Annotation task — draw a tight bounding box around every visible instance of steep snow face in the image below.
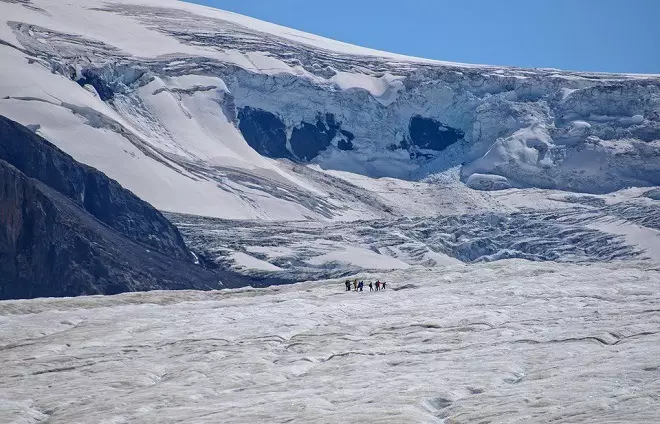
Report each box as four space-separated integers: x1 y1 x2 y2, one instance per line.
1 0 659 221
1 260 659 423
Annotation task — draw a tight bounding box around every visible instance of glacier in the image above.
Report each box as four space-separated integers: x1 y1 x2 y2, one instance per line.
1 0 659 277
1 0 659 221
1 1 660 422
1 260 658 423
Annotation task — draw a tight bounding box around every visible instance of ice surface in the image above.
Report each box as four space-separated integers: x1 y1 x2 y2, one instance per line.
1 260 658 423
167 191 660 282
306 246 411 270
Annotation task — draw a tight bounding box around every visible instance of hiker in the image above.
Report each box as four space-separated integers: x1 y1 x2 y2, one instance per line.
376 280 381 291
353 279 358 291
369 281 373 291
382 281 386 290
345 280 351 291
358 281 364 292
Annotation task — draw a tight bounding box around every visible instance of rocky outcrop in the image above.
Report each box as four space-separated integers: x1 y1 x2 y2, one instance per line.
0 117 231 300
0 116 191 261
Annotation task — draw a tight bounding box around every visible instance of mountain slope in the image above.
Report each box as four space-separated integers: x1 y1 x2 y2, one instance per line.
1 0 658 223
0 116 227 300
0 115 192 260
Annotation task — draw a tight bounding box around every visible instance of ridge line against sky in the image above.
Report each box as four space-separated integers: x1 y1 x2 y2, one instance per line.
185 0 660 74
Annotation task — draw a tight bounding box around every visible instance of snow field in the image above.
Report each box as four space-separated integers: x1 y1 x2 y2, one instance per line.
1 260 658 423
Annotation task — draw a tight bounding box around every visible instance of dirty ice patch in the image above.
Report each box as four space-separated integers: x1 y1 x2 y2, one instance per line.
588 218 660 262
241 51 301 75
307 246 411 270
159 74 230 93
246 245 295 258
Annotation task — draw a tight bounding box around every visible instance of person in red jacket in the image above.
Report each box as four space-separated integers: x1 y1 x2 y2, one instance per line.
376 280 381 291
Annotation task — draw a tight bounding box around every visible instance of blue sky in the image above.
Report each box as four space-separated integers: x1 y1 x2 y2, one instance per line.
185 0 660 74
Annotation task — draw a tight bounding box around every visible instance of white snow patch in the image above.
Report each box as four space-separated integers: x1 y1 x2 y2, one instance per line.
330 72 405 106
466 173 512 191
230 252 283 271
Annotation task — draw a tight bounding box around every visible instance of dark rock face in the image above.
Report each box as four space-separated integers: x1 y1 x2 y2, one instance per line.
0 116 191 261
0 116 244 300
238 108 354 160
408 115 464 151
0 159 226 300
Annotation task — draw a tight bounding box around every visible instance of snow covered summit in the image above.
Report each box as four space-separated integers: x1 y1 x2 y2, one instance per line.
1 0 659 222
